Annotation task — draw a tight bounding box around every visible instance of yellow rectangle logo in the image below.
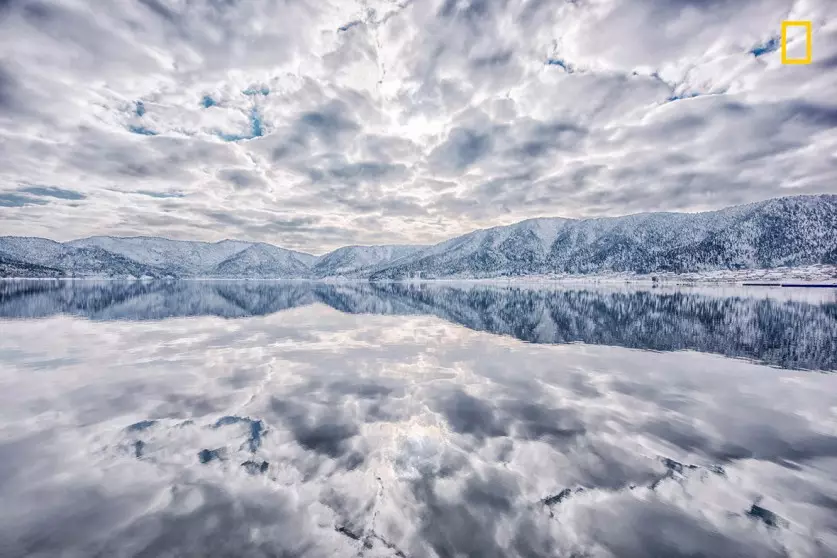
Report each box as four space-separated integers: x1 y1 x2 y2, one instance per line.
782 21 812 64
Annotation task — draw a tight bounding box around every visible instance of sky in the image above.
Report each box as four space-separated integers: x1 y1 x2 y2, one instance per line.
0 0 836 254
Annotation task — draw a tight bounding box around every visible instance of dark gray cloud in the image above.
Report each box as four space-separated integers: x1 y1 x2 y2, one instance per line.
298 102 360 146
271 397 359 459
205 210 320 231
20 0 56 23
0 63 17 111
217 167 267 189
510 122 586 159
319 161 405 183
136 0 177 23
428 127 494 173
436 389 507 440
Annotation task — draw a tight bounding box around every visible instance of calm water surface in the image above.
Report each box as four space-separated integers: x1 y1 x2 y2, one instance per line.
1 281 836 558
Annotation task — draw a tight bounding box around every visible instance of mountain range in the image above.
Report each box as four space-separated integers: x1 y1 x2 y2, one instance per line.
1 195 836 279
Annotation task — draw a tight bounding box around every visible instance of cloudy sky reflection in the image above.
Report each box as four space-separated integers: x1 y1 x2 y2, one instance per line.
1 283 836 557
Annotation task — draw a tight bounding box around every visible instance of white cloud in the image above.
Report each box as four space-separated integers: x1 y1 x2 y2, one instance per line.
1 0 836 252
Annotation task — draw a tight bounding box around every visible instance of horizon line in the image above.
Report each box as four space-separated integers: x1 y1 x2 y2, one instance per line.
1 192 833 256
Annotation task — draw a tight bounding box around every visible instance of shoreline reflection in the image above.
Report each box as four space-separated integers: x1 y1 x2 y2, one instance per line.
1 280 835 371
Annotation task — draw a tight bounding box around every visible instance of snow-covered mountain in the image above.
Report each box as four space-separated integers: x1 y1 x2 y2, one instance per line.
208 243 315 278
0 236 171 278
310 245 426 278
0 236 317 278
68 236 255 275
368 195 837 279
367 218 573 280
1 195 836 279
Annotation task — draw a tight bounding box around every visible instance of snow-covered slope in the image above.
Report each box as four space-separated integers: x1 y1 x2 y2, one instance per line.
369 195 837 279
209 243 314 278
2 195 836 279
311 245 426 278
0 236 173 277
366 218 574 279
0 236 317 278
68 236 254 276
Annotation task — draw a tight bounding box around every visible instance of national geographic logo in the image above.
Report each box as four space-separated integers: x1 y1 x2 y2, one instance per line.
782 21 812 65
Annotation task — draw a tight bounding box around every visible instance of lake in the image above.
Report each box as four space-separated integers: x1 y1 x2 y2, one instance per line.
1 280 836 558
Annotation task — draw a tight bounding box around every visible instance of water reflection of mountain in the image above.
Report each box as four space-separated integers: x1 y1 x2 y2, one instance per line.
0 280 315 320
2 280 835 371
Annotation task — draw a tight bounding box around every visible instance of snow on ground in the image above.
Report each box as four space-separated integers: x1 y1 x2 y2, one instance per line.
427 265 837 286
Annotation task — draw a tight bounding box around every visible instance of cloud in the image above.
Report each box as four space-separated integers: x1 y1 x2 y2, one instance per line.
0 63 18 113
2 287 836 556
217 167 267 189
132 190 185 199
428 126 494 173
0 0 835 252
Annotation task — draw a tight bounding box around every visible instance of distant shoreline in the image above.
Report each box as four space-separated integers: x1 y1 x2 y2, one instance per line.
2 267 836 287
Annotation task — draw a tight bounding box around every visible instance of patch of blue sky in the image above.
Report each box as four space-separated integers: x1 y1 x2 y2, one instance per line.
126 420 157 432
19 185 86 200
667 92 701 102
338 20 362 32
0 193 48 207
546 58 574 73
201 95 217 108
751 37 779 57
128 125 158 136
242 86 270 96
250 107 263 137
134 190 185 199
135 101 146 117
217 132 248 142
